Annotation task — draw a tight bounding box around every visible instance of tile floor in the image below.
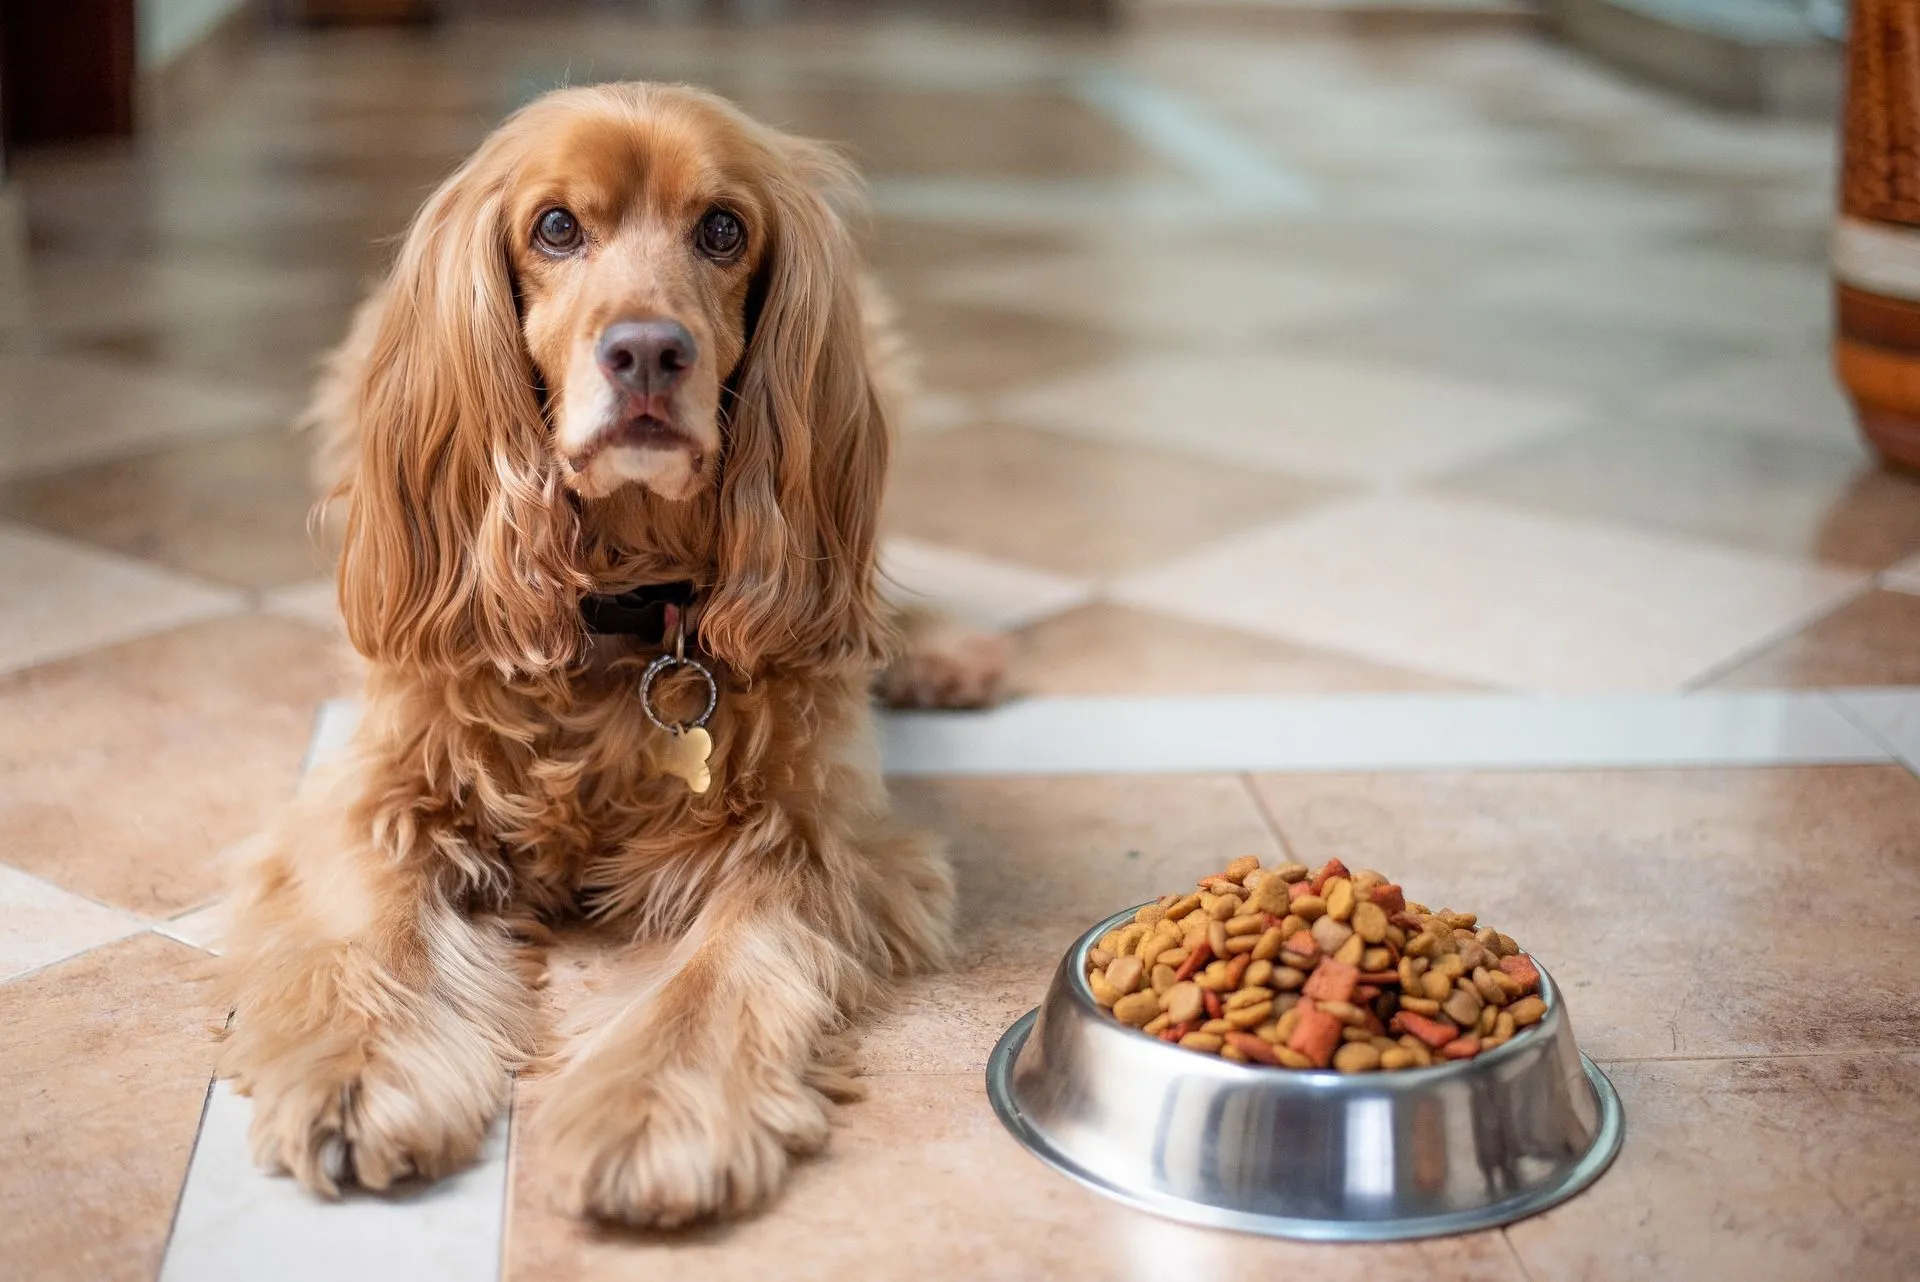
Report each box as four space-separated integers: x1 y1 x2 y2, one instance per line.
1 3 1918 1280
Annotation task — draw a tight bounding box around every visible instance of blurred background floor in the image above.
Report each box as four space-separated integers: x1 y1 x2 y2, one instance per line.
1 2 1917 1280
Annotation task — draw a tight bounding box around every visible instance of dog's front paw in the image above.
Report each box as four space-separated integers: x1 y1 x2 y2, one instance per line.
544 1057 833 1228
224 1009 510 1197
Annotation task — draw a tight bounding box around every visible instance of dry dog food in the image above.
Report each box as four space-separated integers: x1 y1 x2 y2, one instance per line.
1084 856 1546 1071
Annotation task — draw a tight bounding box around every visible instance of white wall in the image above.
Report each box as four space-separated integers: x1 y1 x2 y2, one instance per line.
139 0 248 67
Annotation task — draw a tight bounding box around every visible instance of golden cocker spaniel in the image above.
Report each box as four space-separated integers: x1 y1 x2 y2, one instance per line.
216 81 995 1228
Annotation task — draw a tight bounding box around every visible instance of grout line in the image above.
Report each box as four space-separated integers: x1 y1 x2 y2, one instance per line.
495 1076 518 1282
1677 576 1878 693
1501 1227 1540 1281
1595 1046 1916 1065
1822 689 1920 778
162 1012 230 1269
1237 772 1300 862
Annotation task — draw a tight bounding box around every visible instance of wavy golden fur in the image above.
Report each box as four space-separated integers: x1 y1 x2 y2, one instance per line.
215 82 982 1227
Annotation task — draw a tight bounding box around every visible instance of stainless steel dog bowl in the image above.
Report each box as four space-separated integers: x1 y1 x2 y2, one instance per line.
987 905 1623 1241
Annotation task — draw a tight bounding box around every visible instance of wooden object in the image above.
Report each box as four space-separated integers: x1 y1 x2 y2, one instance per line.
1836 0 1920 472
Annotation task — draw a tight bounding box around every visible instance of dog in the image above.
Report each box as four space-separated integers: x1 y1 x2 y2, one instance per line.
216 81 998 1227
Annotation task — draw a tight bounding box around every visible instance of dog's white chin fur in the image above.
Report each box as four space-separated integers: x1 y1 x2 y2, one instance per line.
570 444 707 501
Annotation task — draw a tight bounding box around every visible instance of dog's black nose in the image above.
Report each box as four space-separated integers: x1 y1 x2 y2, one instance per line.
597 319 696 397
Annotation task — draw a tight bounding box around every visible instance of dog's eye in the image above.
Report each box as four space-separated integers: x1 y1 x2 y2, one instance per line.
534 207 583 253
695 208 744 261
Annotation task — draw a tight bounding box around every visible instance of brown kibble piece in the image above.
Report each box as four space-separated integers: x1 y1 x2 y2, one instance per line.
1509 995 1547 1027
1325 878 1356 923
1333 1042 1381 1073
1351 900 1388 944
1225 855 1262 882
1106 955 1145 994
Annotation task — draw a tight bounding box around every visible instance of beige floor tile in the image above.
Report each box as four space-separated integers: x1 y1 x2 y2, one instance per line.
0 251 347 341
999 351 1583 483
889 774 1282 974
888 293 1133 396
1012 601 1476 696
857 217 1068 279
1114 493 1867 691
1883 549 1920 595
1709 590 1920 688
1632 347 1868 452
0 613 348 916
0 428 327 591
1439 421 1920 570
1249 767 1920 1059
1507 1054 1920 1282
879 536 1093 632
260 577 344 633
0 863 147 982
0 934 219 1282
503 1072 1528 1282
1335 173 1725 242
926 249 1413 343
53 300 352 396
1298 303 1752 400
887 423 1337 580
0 523 244 677
721 83 1179 180
0 351 292 481
1463 250 1829 345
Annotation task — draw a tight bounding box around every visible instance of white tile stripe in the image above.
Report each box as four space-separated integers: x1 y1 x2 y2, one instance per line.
880 689 1902 776
1070 71 1317 209
299 689 1920 781
159 706 510 1282
161 1084 511 1282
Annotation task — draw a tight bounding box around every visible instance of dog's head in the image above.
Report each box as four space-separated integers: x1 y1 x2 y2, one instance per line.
339 83 889 680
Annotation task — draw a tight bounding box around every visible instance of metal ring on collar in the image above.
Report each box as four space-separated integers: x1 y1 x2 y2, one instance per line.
639 652 718 733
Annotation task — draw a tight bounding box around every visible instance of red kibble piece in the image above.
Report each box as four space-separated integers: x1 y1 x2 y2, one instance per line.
1370 883 1406 915
1288 1005 1344 1068
1302 957 1360 1003
1174 942 1213 981
1391 1011 1461 1049
1310 858 1352 895
1499 953 1541 994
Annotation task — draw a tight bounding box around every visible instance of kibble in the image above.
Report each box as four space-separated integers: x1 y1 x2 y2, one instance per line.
1086 857 1545 1071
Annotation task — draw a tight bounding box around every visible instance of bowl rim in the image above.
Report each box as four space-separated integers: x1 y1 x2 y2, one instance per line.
986 1006 1624 1242
1071 902 1561 1082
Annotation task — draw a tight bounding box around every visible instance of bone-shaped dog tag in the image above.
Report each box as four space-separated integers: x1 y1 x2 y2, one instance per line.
661 726 712 794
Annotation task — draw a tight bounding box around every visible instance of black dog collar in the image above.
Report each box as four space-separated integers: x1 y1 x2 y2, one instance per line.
580 580 699 642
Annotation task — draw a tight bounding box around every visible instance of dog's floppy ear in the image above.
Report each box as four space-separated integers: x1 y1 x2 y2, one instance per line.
337 134 588 680
698 138 892 677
